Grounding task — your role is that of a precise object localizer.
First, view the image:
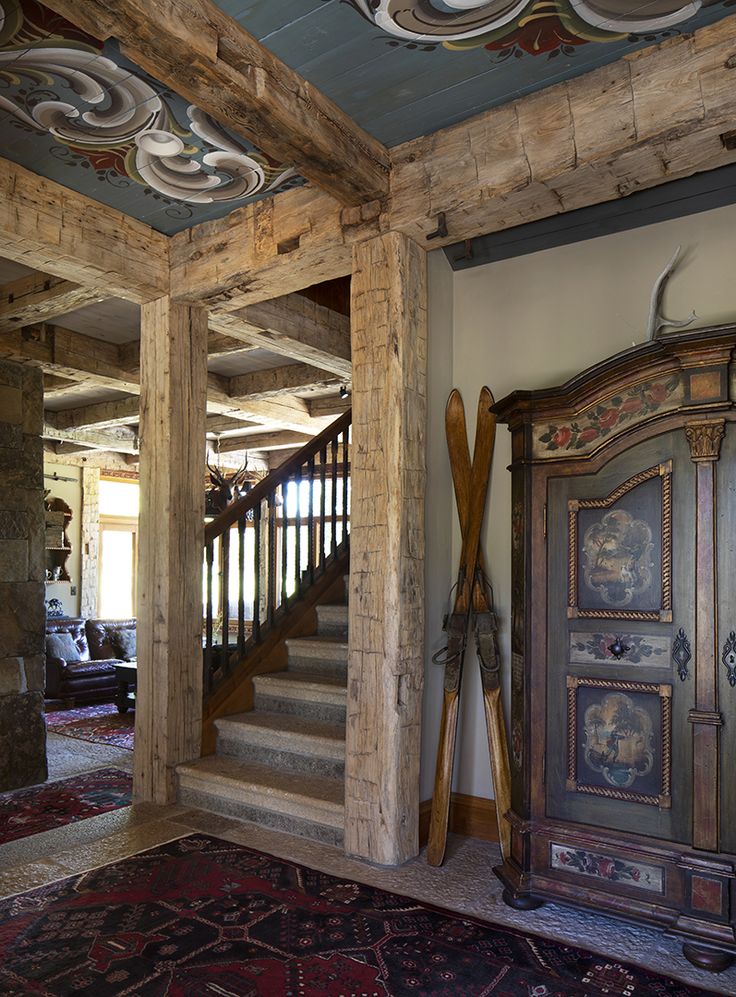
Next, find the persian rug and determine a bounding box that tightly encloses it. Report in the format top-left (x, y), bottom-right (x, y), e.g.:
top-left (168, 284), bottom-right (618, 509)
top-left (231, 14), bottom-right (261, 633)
top-left (0, 833), bottom-right (716, 996)
top-left (46, 702), bottom-right (134, 751)
top-left (0, 769), bottom-right (132, 845)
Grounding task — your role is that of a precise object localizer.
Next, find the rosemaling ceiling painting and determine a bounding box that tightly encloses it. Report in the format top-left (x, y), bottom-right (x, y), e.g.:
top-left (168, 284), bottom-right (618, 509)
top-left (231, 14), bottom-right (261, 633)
top-left (0, 0), bottom-right (732, 232)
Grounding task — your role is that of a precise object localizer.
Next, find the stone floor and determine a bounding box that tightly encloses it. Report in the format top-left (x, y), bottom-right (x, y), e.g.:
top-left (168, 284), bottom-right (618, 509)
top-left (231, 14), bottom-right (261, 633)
top-left (0, 736), bottom-right (731, 995)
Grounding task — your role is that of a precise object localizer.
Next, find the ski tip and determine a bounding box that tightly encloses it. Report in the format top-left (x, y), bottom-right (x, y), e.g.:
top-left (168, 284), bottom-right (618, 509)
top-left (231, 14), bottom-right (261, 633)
top-left (479, 385), bottom-right (495, 409)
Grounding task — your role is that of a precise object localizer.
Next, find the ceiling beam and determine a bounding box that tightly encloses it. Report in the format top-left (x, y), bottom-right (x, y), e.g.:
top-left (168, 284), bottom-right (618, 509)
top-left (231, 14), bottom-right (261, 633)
top-left (388, 16), bottom-right (736, 247)
top-left (0, 271), bottom-right (107, 333)
top-left (215, 430), bottom-right (313, 454)
top-left (43, 423), bottom-right (139, 455)
top-left (170, 16), bottom-right (736, 307)
top-left (170, 185), bottom-right (383, 310)
top-left (209, 294), bottom-right (351, 378)
top-left (117, 330), bottom-right (259, 370)
top-left (228, 363), bottom-right (342, 402)
top-left (308, 395), bottom-right (351, 419)
top-left (42, 0), bottom-right (389, 207)
top-left (0, 159), bottom-right (168, 303)
top-left (44, 442), bottom-right (135, 470)
top-left (45, 396), bottom-right (141, 431)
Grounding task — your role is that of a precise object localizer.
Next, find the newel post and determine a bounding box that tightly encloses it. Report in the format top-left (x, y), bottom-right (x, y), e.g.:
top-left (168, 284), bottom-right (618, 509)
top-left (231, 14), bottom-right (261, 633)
top-left (345, 231), bottom-right (428, 865)
top-left (134, 296), bottom-right (208, 803)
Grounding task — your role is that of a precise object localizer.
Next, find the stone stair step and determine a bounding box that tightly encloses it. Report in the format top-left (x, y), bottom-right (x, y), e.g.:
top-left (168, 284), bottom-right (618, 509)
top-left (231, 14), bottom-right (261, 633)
top-left (315, 603), bottom-right (349, 635)
top-left (216, 711), bottom-right (345, 778)
top-left (176, 755), bottom-right (344, 845)
top-left (253, 670), bottom-right (346, 724)
top-left (285, 635), bottom-right (348, 676)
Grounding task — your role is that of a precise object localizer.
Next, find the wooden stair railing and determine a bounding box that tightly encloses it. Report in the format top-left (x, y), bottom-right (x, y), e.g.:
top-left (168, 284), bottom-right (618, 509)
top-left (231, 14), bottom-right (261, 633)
top-left (203, 410), bottom-right (351, 696)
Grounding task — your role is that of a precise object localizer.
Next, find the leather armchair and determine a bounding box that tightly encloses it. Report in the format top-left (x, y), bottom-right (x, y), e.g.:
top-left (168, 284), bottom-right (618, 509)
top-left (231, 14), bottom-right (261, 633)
top-left (45, 617), bottom-right (135, 706)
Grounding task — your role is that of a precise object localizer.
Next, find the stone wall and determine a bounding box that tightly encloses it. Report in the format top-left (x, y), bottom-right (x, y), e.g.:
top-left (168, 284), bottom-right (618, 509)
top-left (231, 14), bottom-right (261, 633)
top-left (80, 466), bottom-right (100, 619)
top-left (0, 360), bottom-right (47, 791)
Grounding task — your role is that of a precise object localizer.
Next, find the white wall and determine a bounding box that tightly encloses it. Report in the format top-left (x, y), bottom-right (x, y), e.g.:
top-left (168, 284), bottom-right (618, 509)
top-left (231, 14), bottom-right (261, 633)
top-left (43, 463), bottom-right (82, 618)
top-left (423, 203), bottom-right (736, 800)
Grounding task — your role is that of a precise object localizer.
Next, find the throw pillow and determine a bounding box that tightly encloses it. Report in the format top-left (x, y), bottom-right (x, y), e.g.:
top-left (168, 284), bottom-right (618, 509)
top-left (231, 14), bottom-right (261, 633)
top-left (45, 632), bottom-right (81, 662)
top-left (112, 628), bottom-right (137, 661)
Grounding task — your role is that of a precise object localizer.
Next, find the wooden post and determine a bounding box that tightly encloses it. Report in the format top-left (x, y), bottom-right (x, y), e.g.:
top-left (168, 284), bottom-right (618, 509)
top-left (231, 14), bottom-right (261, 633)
top-left (134, 297), bottom-right (208, 803)
top-left (345, 232), bottom-right (427, 865)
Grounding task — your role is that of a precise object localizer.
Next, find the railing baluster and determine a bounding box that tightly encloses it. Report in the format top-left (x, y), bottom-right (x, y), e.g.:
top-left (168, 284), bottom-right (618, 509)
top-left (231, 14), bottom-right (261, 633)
top-left (237, 516), bottom-right (246, 659)
top-left (221, 528), bottom-right (230, 674)
top-left (281, 479), bottom-right (289, 608)
top-left (253, 501), bottom-right (261, 643)
top-left (294, 465), bottom-right (302, 597)
top-left (307, 456), bottom-right (315, 586)
top-left (331, 436), bottom-right (338, 556)
top-left (319, 446), bottom-right (327, 570)
top-left (267, 491), bottom-right (276, 628)
top-left (204, 540), bottom-right (214, 694)
top-left (342, 428), bottom-right (349, 548)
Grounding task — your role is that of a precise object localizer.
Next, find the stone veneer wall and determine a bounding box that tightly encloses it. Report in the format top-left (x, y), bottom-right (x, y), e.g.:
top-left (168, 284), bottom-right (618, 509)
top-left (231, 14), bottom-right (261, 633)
top-left (80, 466), bottom-right (100, 619)
top-left (0, 360), bottom-right (47, 791)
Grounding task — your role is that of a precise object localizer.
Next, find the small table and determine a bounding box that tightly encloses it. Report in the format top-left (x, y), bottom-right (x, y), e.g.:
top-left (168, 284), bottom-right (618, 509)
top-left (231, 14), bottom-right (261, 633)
top-left (115, 661), bottom-right (137, 714)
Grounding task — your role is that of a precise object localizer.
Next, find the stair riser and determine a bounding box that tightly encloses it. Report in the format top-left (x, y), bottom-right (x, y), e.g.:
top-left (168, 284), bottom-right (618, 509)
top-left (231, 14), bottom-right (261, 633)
top-left (315, 606), bottom-right (349, 637)
top-left (217, 737), bottom-right (345, 780)
top-left (178, 785), bottom-right (344, 847)
top-left (254, 693), bottom-right (346, 725)
top-left (286, 655), bottom-right (347, 678)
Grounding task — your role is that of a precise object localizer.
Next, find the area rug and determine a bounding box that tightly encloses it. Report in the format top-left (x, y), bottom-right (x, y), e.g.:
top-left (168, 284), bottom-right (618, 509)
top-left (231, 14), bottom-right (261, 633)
top-left (0, 833), bottom-right (715, 996)
top-left (0, 769), bottom-right (133, 845)
top-left (45, 703), bottom-right (134, 751)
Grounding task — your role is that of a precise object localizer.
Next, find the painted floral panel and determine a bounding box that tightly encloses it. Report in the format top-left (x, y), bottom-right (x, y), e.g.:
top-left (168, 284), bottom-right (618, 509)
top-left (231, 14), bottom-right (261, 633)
top-left (533, 375), bottom-right (683, 457)
top-left (569, 632), bottom-right (670, 666)
top-left (550, 843), bottom-right (664, 893)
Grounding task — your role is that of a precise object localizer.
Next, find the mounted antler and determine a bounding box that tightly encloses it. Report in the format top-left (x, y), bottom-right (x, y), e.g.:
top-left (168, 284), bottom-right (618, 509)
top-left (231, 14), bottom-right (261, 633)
top-left (205, 456), bottom-right (250, 516)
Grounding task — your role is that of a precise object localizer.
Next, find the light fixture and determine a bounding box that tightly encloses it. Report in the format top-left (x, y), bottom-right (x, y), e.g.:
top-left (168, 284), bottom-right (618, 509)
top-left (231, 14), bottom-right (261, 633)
top-left (339, 385), bottom-right (349, 399)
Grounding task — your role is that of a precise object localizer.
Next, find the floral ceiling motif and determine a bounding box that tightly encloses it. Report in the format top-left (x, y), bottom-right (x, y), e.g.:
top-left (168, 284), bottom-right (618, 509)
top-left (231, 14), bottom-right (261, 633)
top-left (0, 0), bottom-right (302, 232)
top-left (343, 0), bottom-right (720, 58)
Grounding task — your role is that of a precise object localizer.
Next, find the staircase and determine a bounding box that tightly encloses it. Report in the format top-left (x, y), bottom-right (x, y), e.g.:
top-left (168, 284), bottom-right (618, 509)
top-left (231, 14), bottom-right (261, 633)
top-left (177, 589), bottom-right (348, 844)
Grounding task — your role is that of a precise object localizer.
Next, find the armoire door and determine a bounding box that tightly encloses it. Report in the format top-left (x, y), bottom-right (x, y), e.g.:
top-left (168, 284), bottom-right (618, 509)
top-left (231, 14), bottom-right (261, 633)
top-left (717, 423), bottom-right (736, 856)
top-left (545, 430), bottom-right (695, 846)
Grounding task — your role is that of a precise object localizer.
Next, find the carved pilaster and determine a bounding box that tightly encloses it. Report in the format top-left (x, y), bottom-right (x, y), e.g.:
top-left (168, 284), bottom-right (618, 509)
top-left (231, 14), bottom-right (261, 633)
top-left (685, 420), bottom-right (725, 462)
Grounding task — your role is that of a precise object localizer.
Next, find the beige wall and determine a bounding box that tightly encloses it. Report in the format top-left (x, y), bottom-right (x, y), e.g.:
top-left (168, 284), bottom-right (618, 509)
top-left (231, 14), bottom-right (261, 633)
top-left (43, 463), bottom-right (82, 618)
top-left (423, 203), bottom-right (736, 800)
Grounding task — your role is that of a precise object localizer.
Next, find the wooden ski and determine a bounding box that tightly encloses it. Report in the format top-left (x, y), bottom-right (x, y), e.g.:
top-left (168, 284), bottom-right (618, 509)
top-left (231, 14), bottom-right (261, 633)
top-left (446, 390), bottom-right (512, 861)
top-left (427, 387), bottom-right (495, 867)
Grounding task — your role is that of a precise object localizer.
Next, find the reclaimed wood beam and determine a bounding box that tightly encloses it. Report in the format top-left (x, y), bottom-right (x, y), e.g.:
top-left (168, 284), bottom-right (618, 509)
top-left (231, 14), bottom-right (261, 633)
top-left (0, 159), bottom-right (168, 303)
top-left (0, 271), bottom-right (107, 333)
top-left (43, 423), bottom-right (139, 454)
top-left (117, 330), bottom-right (258, 370)
top-left (170, 186), bottom-right (384, 310)
top-left (389, 16), bottom-right (736, 246)
top-left (44, 442), bottom-right (134, 470)
top-left (209, 294), bottom-right (352, 378)
top-left (216, 430), bottom-right (312, 454)
top-left (308, 395), bottom-right (351, 419)
top-left (228, 363), bottom-right (341, 402)
top-left (45, 396), bottom-right (141, 430)
top-left (42, 0), bottom-right (389, 206)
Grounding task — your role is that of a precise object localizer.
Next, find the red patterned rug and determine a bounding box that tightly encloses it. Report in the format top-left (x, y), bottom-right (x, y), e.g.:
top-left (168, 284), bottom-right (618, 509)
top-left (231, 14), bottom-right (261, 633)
top-left (0, 769), bottom-right (132, 845)
top-left (46, 703), bottom-right (134, 751)
top-left (0, 833), bottom-right (715, 996)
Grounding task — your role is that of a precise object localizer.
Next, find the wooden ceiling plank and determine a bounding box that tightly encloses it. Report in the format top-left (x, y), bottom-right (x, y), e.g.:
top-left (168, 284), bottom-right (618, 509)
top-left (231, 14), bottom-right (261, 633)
top-left (209, 293), bottom-right (352, 378)
top-left (0, 160), bottom-right (168, 303)
top-left (42, 0), bottom-right (389, 206)
top-left (0, 272), bottom-right (107, 333)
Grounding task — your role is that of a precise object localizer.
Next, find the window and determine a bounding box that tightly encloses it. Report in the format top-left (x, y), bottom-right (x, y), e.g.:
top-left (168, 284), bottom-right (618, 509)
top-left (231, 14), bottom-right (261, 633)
top-left (98, 478), bottom-right (139, 619)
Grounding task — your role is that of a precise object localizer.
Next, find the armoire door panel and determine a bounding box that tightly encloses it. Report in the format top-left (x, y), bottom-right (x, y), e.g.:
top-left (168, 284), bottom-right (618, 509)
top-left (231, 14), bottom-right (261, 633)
top-left (546, 432), bottom-right (694, 844)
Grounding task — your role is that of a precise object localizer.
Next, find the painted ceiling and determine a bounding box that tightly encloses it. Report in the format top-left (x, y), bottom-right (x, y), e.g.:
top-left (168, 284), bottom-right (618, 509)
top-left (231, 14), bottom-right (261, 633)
top-left (0, 0), bottom-right (733, 234)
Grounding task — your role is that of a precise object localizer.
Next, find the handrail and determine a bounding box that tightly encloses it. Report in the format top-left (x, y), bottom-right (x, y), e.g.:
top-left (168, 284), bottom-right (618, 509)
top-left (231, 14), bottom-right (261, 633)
top-left (205, 409), bottom-right (351, 544)
top-left (202, 408), bottom-right (351, 697)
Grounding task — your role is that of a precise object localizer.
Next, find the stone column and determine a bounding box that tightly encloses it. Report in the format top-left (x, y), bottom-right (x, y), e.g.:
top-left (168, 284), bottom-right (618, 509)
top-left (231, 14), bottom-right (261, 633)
top-left (345, 232), bottom-right (428, 865)
top-left (80, 466), bottom-right (100, 619)
top-left (135, 297), bottom-right (208, 804)
top-left (0, 361), bottom-right (47, 791)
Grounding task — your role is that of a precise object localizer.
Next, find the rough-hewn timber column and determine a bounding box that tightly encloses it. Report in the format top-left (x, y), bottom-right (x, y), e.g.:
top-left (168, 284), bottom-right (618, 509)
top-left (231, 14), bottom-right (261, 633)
top-left (135, 298), bottom-right (208, 803)
top-left (345, 231), bottom-right (427, 865)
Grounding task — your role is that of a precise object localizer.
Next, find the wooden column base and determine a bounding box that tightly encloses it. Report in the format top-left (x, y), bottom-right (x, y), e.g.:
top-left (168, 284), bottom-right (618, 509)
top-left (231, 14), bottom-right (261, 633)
top-left (502, 889), bottom-right (545, 912)
top-left (682, 943), bottom-right (735, 973)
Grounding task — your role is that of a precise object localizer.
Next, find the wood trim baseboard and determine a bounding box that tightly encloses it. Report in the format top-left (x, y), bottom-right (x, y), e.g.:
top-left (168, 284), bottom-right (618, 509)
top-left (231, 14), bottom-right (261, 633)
top-left (419, 792), bottom-right (499, 846)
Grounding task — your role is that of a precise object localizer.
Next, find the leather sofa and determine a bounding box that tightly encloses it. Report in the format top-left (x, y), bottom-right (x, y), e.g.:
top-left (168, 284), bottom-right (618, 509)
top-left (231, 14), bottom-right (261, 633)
top-left (45, 617), bottom-right (136, 706)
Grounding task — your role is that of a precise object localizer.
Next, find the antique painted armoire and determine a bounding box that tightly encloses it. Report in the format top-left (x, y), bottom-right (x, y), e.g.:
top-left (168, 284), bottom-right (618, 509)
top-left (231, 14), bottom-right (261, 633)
top-left (494, 326), bottom-right (736, 971)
